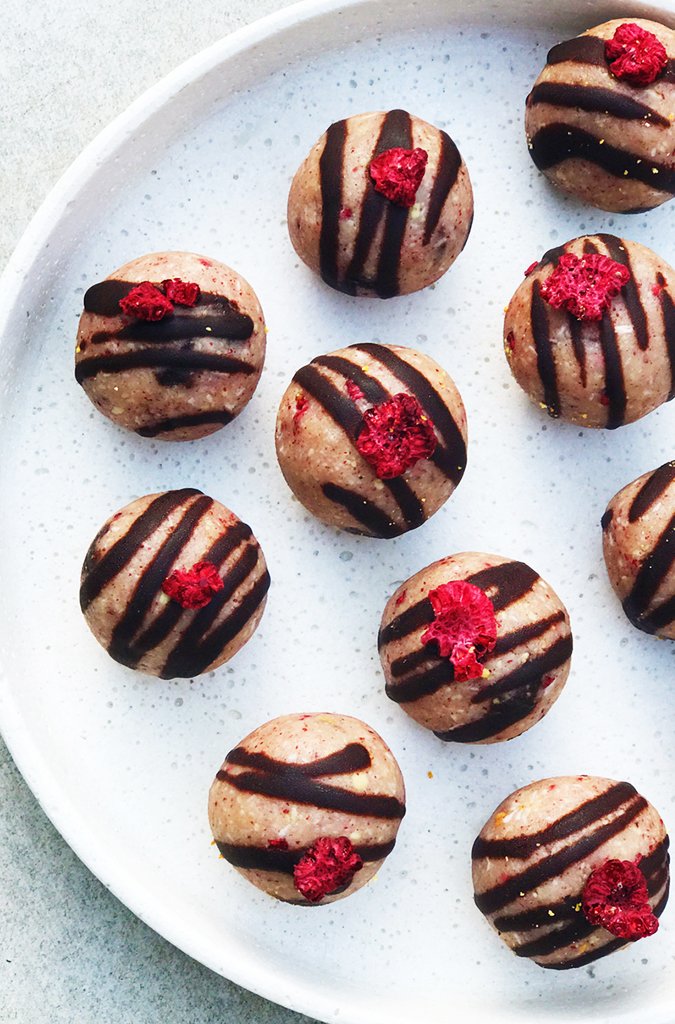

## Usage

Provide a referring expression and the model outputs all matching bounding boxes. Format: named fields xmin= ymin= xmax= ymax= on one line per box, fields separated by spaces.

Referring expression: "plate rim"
xmin=1 ymin=1 xmax=675 ymax=1022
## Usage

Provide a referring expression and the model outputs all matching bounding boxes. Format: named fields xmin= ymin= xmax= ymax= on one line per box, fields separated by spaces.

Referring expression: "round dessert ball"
xmin=75 ymin=251 xmax=266 ymax=440
xmin=379 ymin=552 xmax=572 ymax=743
xmin=504 ymin=233 xmax=675 ymax=428
xmin=275 ymin=343 xmax=468 ymax=538
xmin=287 ymin=109 xmax=473 ymax=297
xmin=472 ymin=776 xmax=670 ymax=969
xmin=80 ymin=489 xmax=269 ymax=678
xmin=208 ymin=712 xmax=406 ymax=905
xmin=602 ymin=460 xmax=675 ymax=638
xmin=525 ymin=19 xmax=675 ymax=212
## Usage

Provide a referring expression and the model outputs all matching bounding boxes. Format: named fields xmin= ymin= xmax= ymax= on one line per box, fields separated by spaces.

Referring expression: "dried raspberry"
xmin=267 ymin=837 xmax=289 ymax=850
xmin=605 ymin=23 xmax=668 ymax=85
xmin=356 ymin=393 xmax=436 ymax=479
xmin=293 ymin=393 xmax=309 ymax=427
xmin=339 ymin=207 xmax=353 ymax=220
xmin=582 ymin=859 xmax=659 ymax=940
xmin=369 ymin=147 xmax=428 ymax=207
xmin=524 ymin=261 xmax=539 ymax=277
xmin=346 ymin=379 xmax=366 ymax=403
xmin=421 ymin=580 xmax=497 ymax=682
xmin=162 ymin=560 xmax=224 ymax=610
xmin=119 ymin=282 xmax=173 ymax=321
xmin=293 ymin=836 xmax=363 ymax=902
xmin=162 ymin=278 xmax=201 ymax=307
xmin=540 ymin=252 xmax=630 ymax=321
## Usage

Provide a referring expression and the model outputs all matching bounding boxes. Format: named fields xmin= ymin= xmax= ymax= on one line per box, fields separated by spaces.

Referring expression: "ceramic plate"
xmin=1 ymin=0 xmax=674 ymax=1021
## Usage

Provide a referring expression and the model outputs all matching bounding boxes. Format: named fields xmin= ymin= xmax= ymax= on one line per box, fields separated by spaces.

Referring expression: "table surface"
xmin=0 ymin=1 xmax=317 ymax=1021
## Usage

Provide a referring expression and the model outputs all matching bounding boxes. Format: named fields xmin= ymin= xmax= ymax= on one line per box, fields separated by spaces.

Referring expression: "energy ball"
xmin=504 ymin=233 xmax=675 ymax=428
xmin=472 ymin=776 xmax=669 ymax=969
xmin=287 ymin=109 xmax=473 ymax=297
xmin=80 ymin=488 xmax=269 ymax=678
xmin=379 ymin=552 xmax=572 ymax=743
xmin=275 ymin=342 xmax=468 ymax=538
xmin=525 ymin=19 xmax=675 ymax=212
xmin=208 ymin=712 xmax=406 ymax=904
xmin=75 ymin=251 xmax=266 ymax=440
xmin=602 ymin=460 xmax=675 ymax=638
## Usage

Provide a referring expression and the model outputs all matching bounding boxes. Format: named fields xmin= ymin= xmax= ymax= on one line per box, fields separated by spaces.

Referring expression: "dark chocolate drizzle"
xmin=293 ymin=360 xmax=426 ymax=536
xmin=598 ymin=234 xmax=649 ymax=351
xmin=599 ymin=308 xmax=627 ymax=429
xmin=528 ymin=82 xmax=670 ymax=126
xmin=319 ymin=118 xmax=348 ymax=290
xmin=629 ymin=462 xmax=675 ymax=522
xmin=622 ymin=511 xmax=675 ymax=633
xmin=422 ymin=129 xmax=462 ymax=245
xmin=600 ymin=507 xmax=613 ymax=531
xmin=657 ymin=274 xmax=675 ymax=401
xmin=135 ymin=410 xmax=234 ymax=438
xmin=75 ymin=348 xmax=255 ymax=383
xmin=216 ymin=838 xmax=396 ymax=873
xmin=321 ymin=483 xmax=403 ymax=539
xmin=529 ymin=123 xmax=675 ymax=196
xmin=547 ymin=33 xmax=675 ymax=84
xmin=218 ymin=744 xmax=406 ymax=819
xmin=530 ymin=280 xmax=560 ymax=419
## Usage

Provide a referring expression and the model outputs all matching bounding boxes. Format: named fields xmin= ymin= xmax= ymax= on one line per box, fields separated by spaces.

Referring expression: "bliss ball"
xmin=472 ymin=776 xmax=669 ymax=969
xmin=503 ymin=233 xmax=675 ymax=428
xmin=525 ymin=19 xmax=675 ymax=212
xmin=602 ymin=460 xmax=675 ymax=638
xmin=75 ymin=251 xmax=266 ymax=440
xmin=208 ymin=712 xmax=406 ymax=905
xmin=287 ymin=109 xmax=473 ymax=297
xmin=275 ymin=342 xmax=468 ymax=538
xmin=378 ymin=551 xmax=572 ymax=743
xmin=80 ymin=489 xmax=269 ymax=678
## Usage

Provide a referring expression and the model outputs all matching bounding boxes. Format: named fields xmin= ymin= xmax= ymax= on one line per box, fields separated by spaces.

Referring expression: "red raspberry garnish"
xmin=582 ymin=859 xmax=659 ymax=940
xmin=356 ymin=393 xmax=436 ymax=479
xmin=268 ymin=837 xmax=289 ymax=850
xmin=293 ymin=836 xmax=363 ymax=902
xmin=540 ymin=252 xmax=630 ymax=321
xmin=119 ymin=282 xmax=174 ymax=321
xmin=524 ymin=261 xmax=539 ymax=277
xmin=421 ymin=580 xmax=497 ymax=682
xmin=346 ymin=379 xmax=366 ymax=403
xmin=293 ymin=393 xmax=309 ymax=427
xmin=605 ymin=23 xmax=668 ymax=85
xmin=369 ymin=147 xmax=429 ymax=207
xmin=162 ymin=278 xmax=201 ymax=307
xmin=162 ymin=560 xmax=224 ymax=610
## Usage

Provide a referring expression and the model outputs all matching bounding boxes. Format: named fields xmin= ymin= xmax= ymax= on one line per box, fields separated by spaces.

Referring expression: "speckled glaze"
xmin=0 ymin=2 xmax=674 ymax=1024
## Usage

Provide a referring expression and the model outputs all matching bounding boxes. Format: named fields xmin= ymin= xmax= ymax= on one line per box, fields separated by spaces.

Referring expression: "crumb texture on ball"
xmin=379 ymin=552 xmax=572 ymax=743
xmin=504 ymin=234 xmax=675 ymax=428
xmin=525 ymin=18 xmax=675 ymax=212
xmin=80 ymin=489 xmax=269 ymax=677
xmin=275 ymin=342 xmax=468 ymax=538
xmin=288 ymin=109 xmax=473 ymax=297
xmin=602 ymin=460 xmax=675 ymax=638
xmin=472 ymin=776 xmax=670 ymax=969
xmin=208 ymin=712 xmax=406 ymax=904
xmin=75 ymin=251 xmax=266 ymax=440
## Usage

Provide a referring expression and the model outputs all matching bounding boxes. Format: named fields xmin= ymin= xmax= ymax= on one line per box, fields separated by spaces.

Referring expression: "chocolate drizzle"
xmin=216 ymin=838 xmax=396 ymax=873
xmin=531 ymin=280 xmax=560 ymax=418
xmin=422 ymin=129 xmax=462 ymax=245
xmin=319 ymin=119 xmax=347 ymax=290
xmin=75 ymin=348 xmax=255 ymax=383
xmin=528 ymin=82 xmax=670 ymax=127
xmin=80 ymin=491 xmax=269 ymax=678
xmin=529 ymin=123 xmax=675 ymax=196
xmin=546 ymin=33 xmax=675 ymax=84
xmin=218 ymin=743 xmax=406 ymax=819
xmin=622 ymin=510 xmax=675 ymax=634
xmin=629 ymin=462 xmax=675 ymax=522
xmin=136 ymin=410 xmax=234 ymax=438
xmin=657 ymin=274 xmax=675 ymax=400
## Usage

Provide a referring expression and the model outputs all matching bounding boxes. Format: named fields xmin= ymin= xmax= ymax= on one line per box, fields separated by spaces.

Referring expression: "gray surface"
xmin=0 ymin=1 xmax=316 ymax=1021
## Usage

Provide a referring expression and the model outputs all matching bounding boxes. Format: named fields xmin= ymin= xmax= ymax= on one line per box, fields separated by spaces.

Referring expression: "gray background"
xmin=0 ymin=1 xmax=317 ymax=1021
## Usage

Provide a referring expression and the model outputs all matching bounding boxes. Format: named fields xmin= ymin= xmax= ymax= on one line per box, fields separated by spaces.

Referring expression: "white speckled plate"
xmin=1 ymin=0 xmax=674 ymax=1021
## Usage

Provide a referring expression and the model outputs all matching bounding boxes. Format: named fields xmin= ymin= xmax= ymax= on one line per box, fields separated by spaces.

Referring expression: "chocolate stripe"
xmin=107 ymin=494 xmax=213 ymax=667
xmin=378 ymin=598 xmax=433 ymax=647
xmin=320 ymin=483 xmax=401 ymax=538
xmin=345 ymin=109 xmax=413 ymax=298
xmin=218 ymin=744 xmax=405 ymax=819
xmin=385 ymin=660 xmax=453 ymax=704
xmin=623 ymin=513 xmax=675 ymax=632
xmin=492 ymin=610 xmax=565 ymax=656
xmin=294 ymin=363 xmax=425 ymax=533
xmin=529 ymin=123 xmax=675 ymax=194
xmin=600 ymin=295 xmax=627 ymax=429
xmin=352 ymin=342 xmax=467 ymax=484
xmin=547 ymin=34 xmax=675 ymax=84
xmin=75 ymin=349 xmax=255 ymax=383
xmin=318 ymin=119 xmax=347 ymax=289
xmin=80 ymin=488 xmax=201 ymax=611
xmin=658 ymin=279 xmax=675 ymax=400
xmin=216 ymin=838 xmax=396 ymax=872
xmin=629 ymin=462 xmax=675 ymax=522
xmin=643 ymin=593 xmax=675 ymax=632
xmin=531 ymin=280 xmax=560 ymax=418
xmin=131 ymin=521 xmax=252 ymax=657
xmin=598 ymin=234 xmax=649 ymax=352
xmin=472 ymin=782 xmax=637 ymax=861
xmin=474 ymin=795 xmax=648 ymax=915
xmin=422 ymin=129 xmax=462 ymax=245
xmin=136 ymin=410 xmax=234 ymax=437
xmin=528 ymin=83 xmax=670 ymax=127
xmin=473 ymin=633 xmax=572 ymax=703
xmin=569 ymin=317 xmax=587 ymax=388
xmin=227 ymin=743 xmax=372 ymax=777
xmin=434 ymin=690 xmax=540 ymax=743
